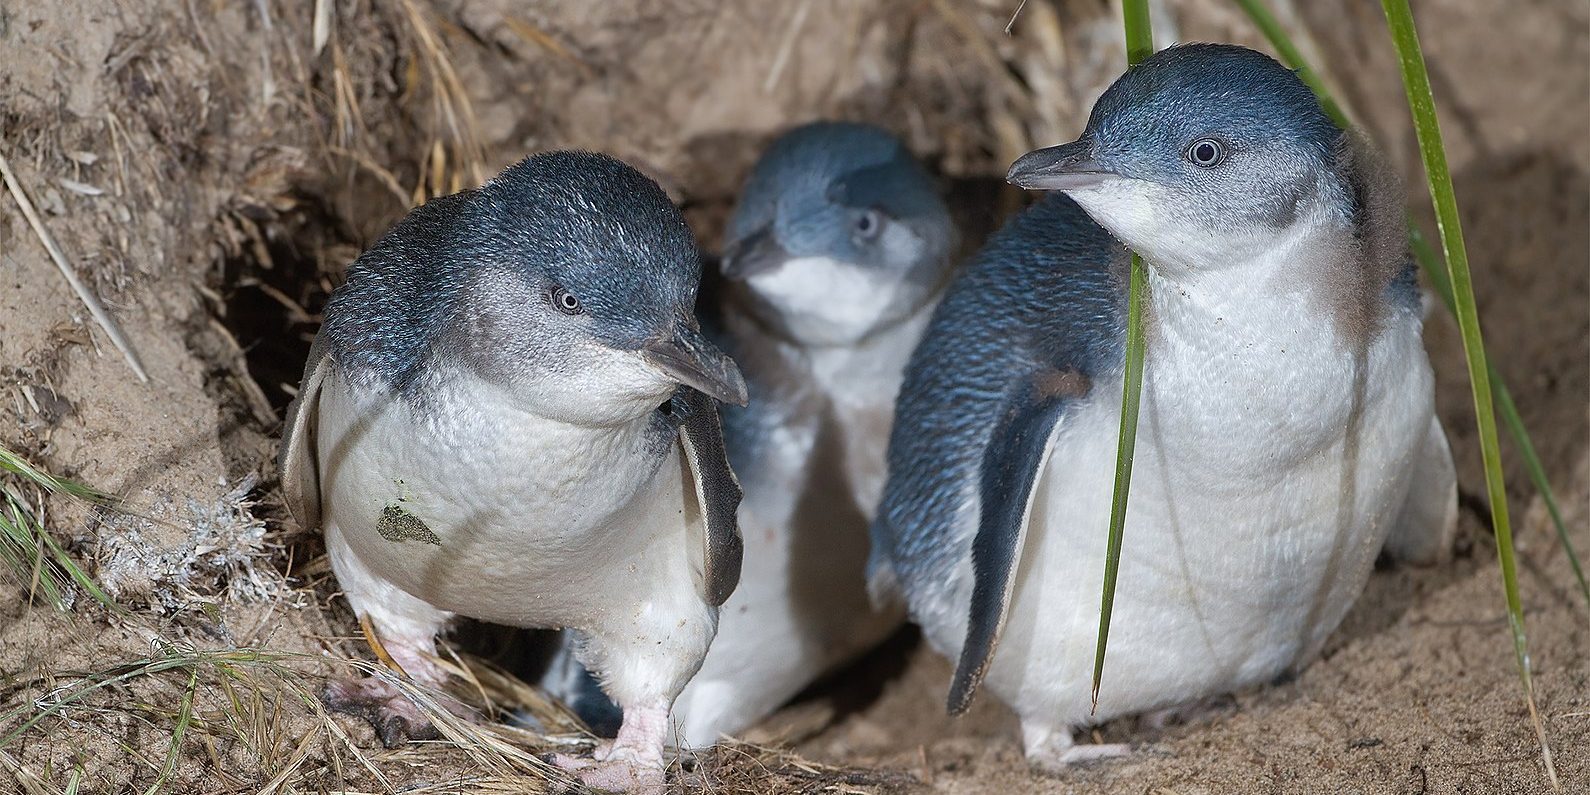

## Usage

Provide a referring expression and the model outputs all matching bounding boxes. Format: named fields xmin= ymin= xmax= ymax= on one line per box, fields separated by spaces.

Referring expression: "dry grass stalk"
xmin=326 ymin=145 xmax=411 ymax=206
xmin=1 ymin=602 xmax=919 ymax=795
xmin=0 ymin=151 xmax=149 ymax=383
xmin=765 ymin=0 xmax=815 ymax=94
xmin=928 ymin=0 xmax=1038 ymax=163
xmin=204 ymin=316 xmax=280 ymax=427
xmin=1005 ymin=0 xmax=1031 ymax=34
xmin=328 ymin=40 xmax=370 ymax=153
xmin=251 ymin=0 xmax=277 ymax=108
xmin=0 ymin=749 xmax=65 ymax=795
xmin=312 ymin=0 xmax=334 ymax=57
xmin=502 ymin=15 xmax=597 ymax=79
xmin=398 ymin=0 xmax=487 ymax=200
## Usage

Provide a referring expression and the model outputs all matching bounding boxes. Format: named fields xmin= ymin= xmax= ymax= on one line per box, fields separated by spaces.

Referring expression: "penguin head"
xmin=337 ymin=151 xmax=746 ymax=424
xmin=1007 ymin=44 xmax=1350 ymax=273
xmin=721 ymin=122 xmax=956 ymax=346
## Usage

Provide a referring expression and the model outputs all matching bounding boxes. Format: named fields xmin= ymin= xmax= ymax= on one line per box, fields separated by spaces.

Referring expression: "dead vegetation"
xmin=0 ymin=1 xmax=1585 ymax=793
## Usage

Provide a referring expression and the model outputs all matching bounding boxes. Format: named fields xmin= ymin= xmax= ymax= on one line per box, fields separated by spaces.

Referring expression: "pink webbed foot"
xmin=550 ymin=752 xmax=665 ymax=793
xmin=322 ymin=676 xmax=440 ymax=747
xmin=324 ymin=610 xmax=480 ymax=747
xmin=551 ymin=703 xmax=670 ymax=792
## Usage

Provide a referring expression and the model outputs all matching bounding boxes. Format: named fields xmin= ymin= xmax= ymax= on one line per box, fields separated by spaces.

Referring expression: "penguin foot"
xmin=322 ymin=678 xmax=439 ymax=747
xmin=550 ymin=701 xmax=670 ymax=792
xmin=550 ymin=752 xmax=665 ymax=793
xmin=1021 ymin=719 xmax=1133 ymax=772
xmin=322 ymin=676 xmax=477 ymax=748
xmin=1045 ymin=742 xmax=1133 ymax=768
xmin=1026 ymin=741 xmax=1134 ymax=773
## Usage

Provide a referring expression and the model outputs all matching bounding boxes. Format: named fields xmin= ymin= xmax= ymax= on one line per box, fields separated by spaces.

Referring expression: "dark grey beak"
xmin=1006 ymin=140 xmax=1118 ymax=191
xmin=643 ymin=323 xmax=749 ymax=407
xmin=720 ymin=226 xmax=789 ymax=281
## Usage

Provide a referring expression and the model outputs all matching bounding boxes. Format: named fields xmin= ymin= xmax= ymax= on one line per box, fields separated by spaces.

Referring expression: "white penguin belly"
xmin=819 ymin=309 xmax=934 ymax=516
xmin=315 ymin=370 xmax=702 ymax=631
xmin=940 ymin=308 xmax=1435 ymax=730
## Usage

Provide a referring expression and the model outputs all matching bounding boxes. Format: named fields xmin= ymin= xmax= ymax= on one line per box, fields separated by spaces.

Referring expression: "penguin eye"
xmin=1186 ymin=138 xmax=1227 ymax=168
xmin=550 ymin=286 xmax=583 ymax=316
xmin=854 ymin=209 xmax=883 ymax=240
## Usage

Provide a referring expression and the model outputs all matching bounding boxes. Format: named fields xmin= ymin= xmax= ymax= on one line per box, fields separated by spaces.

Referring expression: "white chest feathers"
xmin=746 ymin=256 xmax=914 ymax=347
xmin=313 ymin=368 xmax=702 ymax=630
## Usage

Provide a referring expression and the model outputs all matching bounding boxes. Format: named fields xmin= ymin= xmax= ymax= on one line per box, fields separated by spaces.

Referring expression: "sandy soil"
xmin=0 ymin=1 xmax=1584 ymax=793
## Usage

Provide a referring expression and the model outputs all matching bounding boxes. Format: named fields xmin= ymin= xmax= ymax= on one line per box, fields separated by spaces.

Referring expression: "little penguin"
xmin=277 ymin=151 xmax=748 ymax=791
xmin=869 ymin=43 xmax=1457 ymax=769
xmin=544 ymin=121 xmax=959 ymax=745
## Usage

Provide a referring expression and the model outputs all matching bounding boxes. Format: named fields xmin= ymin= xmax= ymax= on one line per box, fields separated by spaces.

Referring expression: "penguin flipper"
xmin=948 ymin=371 xmax=1078 ymax=715
xmin=675 ymin=387 xmax=745 ymax=607
xmin=1383 ymin=414 xmax=1458 ymax=565
xmin=278 ymin=336 xmax=332 ymax=532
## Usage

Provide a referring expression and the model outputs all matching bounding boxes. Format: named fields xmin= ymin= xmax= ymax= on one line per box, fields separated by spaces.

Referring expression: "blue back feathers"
xmin=870 ymin=194 xmax=1127 ymax=598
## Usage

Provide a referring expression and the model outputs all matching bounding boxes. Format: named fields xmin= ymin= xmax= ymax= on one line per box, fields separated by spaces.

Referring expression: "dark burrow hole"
xmin=211 ymin=205 xmax=347 ymax=417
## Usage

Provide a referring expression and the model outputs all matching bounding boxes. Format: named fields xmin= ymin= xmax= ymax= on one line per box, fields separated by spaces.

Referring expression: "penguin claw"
xmin=375 ymin=711 xmax=440 ymax=748
xmin=549 ymin=702 xmax=670 ymax=791
xmin=548 ymin=752 xmax=594 ymax=770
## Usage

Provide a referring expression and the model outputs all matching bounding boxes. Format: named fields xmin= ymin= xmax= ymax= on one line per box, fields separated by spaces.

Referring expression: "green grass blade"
xmin=1382 ymin=0 xmax=1518 ymax=696
xmin=0 ymin=446 xmax=111 ymax=504
xmin=1492 ymin=378 xmax=1587 ymax=608
xmin=1409 ymin=229 xmax=1590 ymax=608
xmin=142 ymin=665 xmax=199 ymax=795
xmin=0 ymin=447 xmax=123 ymax=613
xmin=1233 ymin=0 xmax=1587 ymax=611
xmin=0 ymin=509 xmax=66 ymax=610
xmin=1094 ymin=257 xmax=1147 ymax=711
xmin=0 ymin=490 xmax=69 ymax=610
xmin=1379 ymin=0 xmax=1556 ymax=787
xmin=34 ymin=521 xmax=119 ymax=611
xmin=1091 ymin=0 xmax=1153 ymax=713
xmin=1121 ymin=0 xmax=1154 ymax=64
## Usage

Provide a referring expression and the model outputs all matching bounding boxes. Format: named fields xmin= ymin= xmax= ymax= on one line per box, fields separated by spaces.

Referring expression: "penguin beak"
xmin=720 ymin=226 xmax=788 ymax=281
xmin=642 ymin=324 xmax=749 ymax=407
xmin=1006 ymin=140 xmax=1118 ymax=191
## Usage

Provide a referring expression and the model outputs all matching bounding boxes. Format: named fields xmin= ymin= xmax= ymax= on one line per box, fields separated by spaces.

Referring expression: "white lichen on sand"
xmin=97 ymin=474 xmax=296 ymax=612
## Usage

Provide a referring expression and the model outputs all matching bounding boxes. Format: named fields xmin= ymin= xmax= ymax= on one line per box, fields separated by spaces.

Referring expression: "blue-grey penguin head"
xmin=326 ymin=151 xmax=746 ymax=424
xmin=1007 ymin=43 xmax=1348 ymax=272
xmin=720 ymin=122 xmax=956 ymax=345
